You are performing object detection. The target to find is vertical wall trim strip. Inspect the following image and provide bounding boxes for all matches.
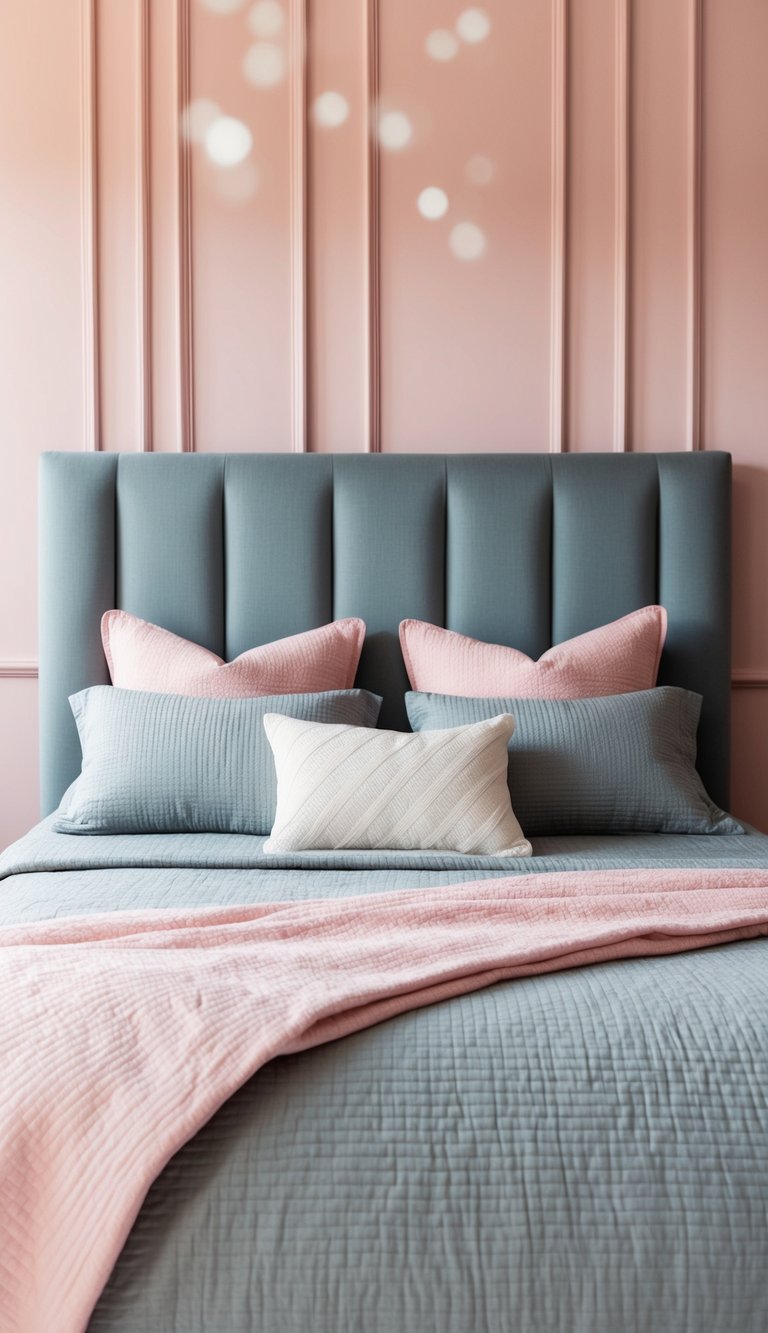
[686,0,703,451]
[365,0,382,453]
[137,0,152,452]
[548,0,567,454]
[176,0,195,452]
[612,0,630,452]
[80,0,100,452]
[289,0,308,452]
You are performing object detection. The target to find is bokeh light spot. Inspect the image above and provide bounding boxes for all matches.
[425,29,459,62]
[198,0,247,13]
[465,154,495,186]
[449,221,487,261]
[378,111,413,151]
[456,8,492,43]
[247,0,284,37]
[312,91,350,128]
[204,116,253,167]
[182,98,222,144]
[417,187,449,220]
[243,41,286,88]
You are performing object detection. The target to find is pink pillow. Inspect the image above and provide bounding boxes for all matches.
[102,611,366,698]
[399,606,667,699]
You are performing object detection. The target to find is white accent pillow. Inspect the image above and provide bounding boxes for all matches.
[263,713,531,857]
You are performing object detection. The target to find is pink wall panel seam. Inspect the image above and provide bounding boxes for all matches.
[365,0,381,454]
[137,0,152,453]
[613,0,630,453]
[686,0,703,451]
[176,0,194,453]
[549,0,567,454]
[80,0,100,452]
[289,0,308,453]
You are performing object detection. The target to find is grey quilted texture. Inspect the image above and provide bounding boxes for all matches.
[406,687,743,836]
[5,817,768,886]
[53,687,381,836]
[87,942,768,1333]
[2,829,768,1332]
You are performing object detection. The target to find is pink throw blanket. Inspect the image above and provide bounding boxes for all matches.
[2,866,768,1332]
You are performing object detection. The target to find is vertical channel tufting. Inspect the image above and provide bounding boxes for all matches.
[446,456,552,658]
[116,455,226,655]
[656,451,731,810]
[224,455,333,659]
[38,452,119,815]
[551,454,659,644]
[37,452,734,815]
[333,456,445,730]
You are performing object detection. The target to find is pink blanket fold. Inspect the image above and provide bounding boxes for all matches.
[2,866,768,1332]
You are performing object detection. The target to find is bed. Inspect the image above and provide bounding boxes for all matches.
[2,449,768,1332]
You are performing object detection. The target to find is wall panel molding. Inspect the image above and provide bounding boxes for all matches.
[137,0,152,452]
[0,664,38,680]
[686,0,703,451]
[176,0,194,452]
[732,670,768,689]
[365,0,381,454]
[613,0,630,452]
[3,661,763,687]
[289,0,308,453]
[548,0,567,454]
[80,0,100,452]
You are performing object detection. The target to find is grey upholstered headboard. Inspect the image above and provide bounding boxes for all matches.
[38,451,732,816]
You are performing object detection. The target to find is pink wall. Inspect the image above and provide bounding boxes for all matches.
[1,0,767,849]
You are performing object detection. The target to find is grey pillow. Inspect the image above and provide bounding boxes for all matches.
[405,687,744,837]
[55,686,382,836]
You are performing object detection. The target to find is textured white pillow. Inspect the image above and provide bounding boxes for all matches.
[263,713,531,857]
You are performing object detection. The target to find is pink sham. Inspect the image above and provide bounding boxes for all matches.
[102,611,366,697]
[399,606,668,699]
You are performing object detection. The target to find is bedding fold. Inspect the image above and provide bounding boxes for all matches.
[2,867,768,1332]
[5,815,768,881]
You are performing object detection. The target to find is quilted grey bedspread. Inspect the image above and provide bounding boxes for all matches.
[3,822,768,1333]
